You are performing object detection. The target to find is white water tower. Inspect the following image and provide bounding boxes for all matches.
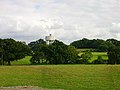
[45,34,55,45]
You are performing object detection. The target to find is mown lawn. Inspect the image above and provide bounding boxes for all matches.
[0,65,120,90]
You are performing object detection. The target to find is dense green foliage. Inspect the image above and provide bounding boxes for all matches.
[0,38,32,65]
[107,46,120,64]
[29,40,79,64]
[71,38,120,64]
[0,65,120,90]
[10,52,108,65]
[28,38,120,65]
[77,51,93,64]
[28,39,46,52]
[0,37,120,65]
[70,38,120,51]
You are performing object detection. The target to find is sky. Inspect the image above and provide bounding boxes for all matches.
[0,0,120,44]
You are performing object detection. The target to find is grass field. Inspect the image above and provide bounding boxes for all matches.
[78,52,108,63]
[11,56,31,65]
[91,52,108,62]
[2,52,114,90]
[0,65,120,90]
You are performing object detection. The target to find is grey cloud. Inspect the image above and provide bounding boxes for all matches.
[0,0,120,44]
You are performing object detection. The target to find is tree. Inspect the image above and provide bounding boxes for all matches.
[70,38,106,51]
[79,51,93,64]
[30,40,79,64]
[28,39,48,64]
[70,38,120,52]
[92,56,106,64]
[0,38,32,65]
[98,41,115,52]
[66,46,79,64]
[28,39,46,52]
[107,46,120,64]
[106,39,120,46]
[30,51,45,64]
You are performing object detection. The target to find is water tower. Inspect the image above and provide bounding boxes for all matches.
[45,34,55,45]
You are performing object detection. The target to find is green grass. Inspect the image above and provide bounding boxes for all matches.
[79,52,108,62]
[91,52,108,62]
[11,56,31,65]
[0,65,120,90]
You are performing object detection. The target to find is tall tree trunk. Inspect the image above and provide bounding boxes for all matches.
[8,61,11,65]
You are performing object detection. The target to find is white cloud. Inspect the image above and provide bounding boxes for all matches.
[0,0,120,44]
[110,23,120,33]
[109,23,120,39]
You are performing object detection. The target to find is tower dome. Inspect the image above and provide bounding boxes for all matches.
[45,34,55,45]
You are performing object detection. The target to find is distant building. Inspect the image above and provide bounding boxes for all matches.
[45,34,55,45]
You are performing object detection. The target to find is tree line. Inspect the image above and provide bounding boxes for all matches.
[29,38,120,65]
[0,38,120,65]
[70,38,120,51]
[70,38,120,64]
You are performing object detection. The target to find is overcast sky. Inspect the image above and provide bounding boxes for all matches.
[0,0,120,44]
